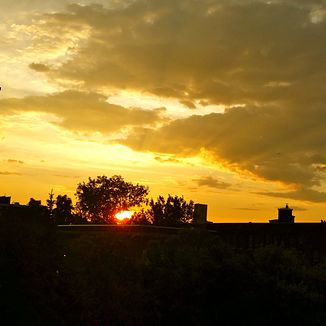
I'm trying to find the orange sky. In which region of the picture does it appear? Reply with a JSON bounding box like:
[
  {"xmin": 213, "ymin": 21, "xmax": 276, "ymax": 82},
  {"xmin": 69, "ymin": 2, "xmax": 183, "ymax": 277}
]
[{"xmin": 1, "ymin": 0, "xmax": 326, "ymax": 222}]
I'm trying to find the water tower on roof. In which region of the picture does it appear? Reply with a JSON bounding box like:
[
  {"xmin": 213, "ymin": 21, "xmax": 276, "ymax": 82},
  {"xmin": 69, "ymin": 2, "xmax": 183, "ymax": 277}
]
[
  {"xmin": 269, "ymin": 203, "xmax": 295, "ymax": 223},
  {"xmin": 193, "ymin": 203, "xmax": 208, "ymax": 224}
]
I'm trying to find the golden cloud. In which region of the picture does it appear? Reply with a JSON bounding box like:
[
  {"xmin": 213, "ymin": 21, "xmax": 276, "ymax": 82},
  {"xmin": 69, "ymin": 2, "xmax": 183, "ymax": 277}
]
[
  {"xmin": 258, "ymin": 189, "xmax": 326, "ymax": 203},
  {"xmin": 7, "ymin": 159, "xmax": 24, "ymax": 164},
  {"xmin": 0, "ymin": 171, "xmax": 21, "ymax": 176},
  {"xmin": 29, "ymin": 63, "xmax": 50, "ymax": 72},
  {"xmin": 0, "ymin": 91, "xmax": 166, "ymax": 134},
  {"xmin": 122, "ymin": 103, "xmax": 326, "ymax": 201},
  {"xmin": 193, "ymin": 176, "xmax": 231, "ymax": 189},
  {"xmin": 27, "ymin": 0, "xmax": 326, "ymax": 108},
  {"xmin": 3, "ymin": 0, "xmax": 326, "ymax": 202}
]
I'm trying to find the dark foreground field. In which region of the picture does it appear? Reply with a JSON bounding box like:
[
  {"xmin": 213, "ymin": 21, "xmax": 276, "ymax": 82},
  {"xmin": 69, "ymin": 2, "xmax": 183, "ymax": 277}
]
[{"xmin": 1, "ymin": 215, "xmax": 326, "ymax": 325}]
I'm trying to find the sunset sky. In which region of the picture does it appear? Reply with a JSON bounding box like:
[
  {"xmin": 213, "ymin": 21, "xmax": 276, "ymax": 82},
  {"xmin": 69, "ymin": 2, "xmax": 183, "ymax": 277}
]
[{"xmin": 1, "ymin": 0, "xmax": 326, "ymax": 222}]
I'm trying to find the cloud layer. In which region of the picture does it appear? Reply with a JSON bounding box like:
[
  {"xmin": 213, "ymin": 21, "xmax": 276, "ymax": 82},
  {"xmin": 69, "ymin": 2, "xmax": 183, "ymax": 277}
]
[
  {"xmin": 122, "ymin": 104, "xmax": 326, "ymax": 201},
  {"xmin": 3, "ymin": 0, "xmax": 326, "ymax": 203},
  {"xmin": 0, "ymin": 91, "xmax": 165, "ymax": 134},
  {"xmin": 193, "ymin": 176, "xmax": 231, "ymax": 190},
  {"xmin": 30, "ymin": 0, "xmax": 326, "ymax": 108}
]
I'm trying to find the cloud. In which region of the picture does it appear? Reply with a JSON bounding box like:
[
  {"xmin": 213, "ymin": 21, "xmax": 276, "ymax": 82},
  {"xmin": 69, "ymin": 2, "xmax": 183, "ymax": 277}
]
[
  {"xmin": 2, "ymin": 0, "xmax": 326, "ymax": 203},
  {"xmin": 27, "ymin": 0, "xmax": 326, "ymax": 108},
  {"xmin": 316, "ymin": 165, "xmax": 326, "ymax": 171},
  {"xmin": 234, "ymin": 207, "xmax": 260, "ymax": 211},
  {"xmin": 7, "ymin": 159, "xmax": 24, "ymax": 164},
  {"xmin": 0, "ymin": 171, "xmax": 21, "ymax": 175},
  {"xmin": 154, "ymin": 156, "xmax": 183, "ymax": 164},
  {"xmin": 258, "ymin": 188, "xmax": 326, "ymax": 203},
  {"xmin": 53, "ymin": 174, "xmax": 80, "ymax": 179},
  {"xmin": 122, "ymin": 102, "xmax": 326, "ymax": 201},
  {"xmin": 29, "ymin": 63, "xmax": 50, "ymax": 72},
  {"xmin": 180, "ymin": 100, "xmax": 196, "ymax": 109},
  {"xmin": 193, "ymin": 176, "xmax": 231, "ymax": 189},
  {"xmin": 291, "ymin": 206, "xmax": 308, "ymax": 212},
  {"xmin": 0, "ymin": 91, "xmax": 165, "ymax": 134}
]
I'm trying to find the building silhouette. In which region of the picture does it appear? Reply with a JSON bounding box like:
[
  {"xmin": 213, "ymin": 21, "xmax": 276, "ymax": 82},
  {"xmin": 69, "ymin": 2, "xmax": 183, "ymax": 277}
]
[
  {"xmin": 193, "ymin": 203, "xmax": 208, "ymax": 224},
  {"xmin": 269, "ymin": 204, "xmax": 295, "ymax": 223},
  {"xmin": 0, "ymin": 196, "xmax": 11, "ymax": 205}
]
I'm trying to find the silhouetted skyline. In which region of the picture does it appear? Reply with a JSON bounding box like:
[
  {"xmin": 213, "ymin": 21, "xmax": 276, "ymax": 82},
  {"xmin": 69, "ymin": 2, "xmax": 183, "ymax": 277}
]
[{"xmin": 1, "ymin": 0, "xmax": 326, "ymax": 222}]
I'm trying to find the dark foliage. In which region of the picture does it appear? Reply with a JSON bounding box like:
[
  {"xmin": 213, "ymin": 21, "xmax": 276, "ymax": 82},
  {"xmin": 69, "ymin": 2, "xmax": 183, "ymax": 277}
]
[
  {"xmin": 130, "ymin": 209, "xmax": 152, "ymax": 225},
  {"xmin": 53, "ymin": 194, "xmax": 74, "ymax": 225},
  {"xmin": 46, "ymin": 189, "xmax": 55, "ymax": 217},
  {"xmin": 150, "ymin": 194, "xmax": 194, "ymax": 226},
  {"xmin": 0, "ymin": 207, "xmax": 60, "ymax": 325}
]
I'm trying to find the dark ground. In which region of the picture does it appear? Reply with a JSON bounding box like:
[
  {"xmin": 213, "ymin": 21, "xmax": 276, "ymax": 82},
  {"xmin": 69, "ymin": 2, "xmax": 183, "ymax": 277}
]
[{"xmin": 1, "ymin": 212, "xmax": 326, "ymax": 325}]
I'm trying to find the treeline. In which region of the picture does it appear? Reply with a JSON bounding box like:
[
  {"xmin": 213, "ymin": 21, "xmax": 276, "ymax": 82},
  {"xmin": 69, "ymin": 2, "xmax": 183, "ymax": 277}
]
[{"xmin": 35, "ymin": 175, "xmax": 195, "ymax": 226}]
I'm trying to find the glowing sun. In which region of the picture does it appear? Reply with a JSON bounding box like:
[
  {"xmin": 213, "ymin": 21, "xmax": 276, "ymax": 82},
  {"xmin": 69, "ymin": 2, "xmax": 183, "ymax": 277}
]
[{"xmin": 115, "ymin": 210, "xmax": 133, "ymax": 222}]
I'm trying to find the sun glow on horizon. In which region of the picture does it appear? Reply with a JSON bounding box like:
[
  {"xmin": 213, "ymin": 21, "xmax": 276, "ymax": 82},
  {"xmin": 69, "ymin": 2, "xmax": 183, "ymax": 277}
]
[{"xmin": 115, "ymin": 210, "xmax": 133, "ymax": 222}]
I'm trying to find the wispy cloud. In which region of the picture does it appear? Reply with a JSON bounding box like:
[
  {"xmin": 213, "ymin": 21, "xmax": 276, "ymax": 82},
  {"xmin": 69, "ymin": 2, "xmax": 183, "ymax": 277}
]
[
  {"xmin": 7, "ymin": 159, "xmax": 24, "ymax": 164},
  {"xmin": 257, "ymin": 189, "xmax": 326, "ymax": 203},
  {"xmin": 193, "ymin": 176, "xmax": 231, "ymax": 189},
  {"xmin": 0, "ymin": 171, "xmax": 21, "ymax": 176},
  {"xmin": 154, "ymin": 156, "xmax": 183, "ymax": 164},
  {"xmin": 234, "ymin": 207, "xmax": 260, "ymax": 211}
]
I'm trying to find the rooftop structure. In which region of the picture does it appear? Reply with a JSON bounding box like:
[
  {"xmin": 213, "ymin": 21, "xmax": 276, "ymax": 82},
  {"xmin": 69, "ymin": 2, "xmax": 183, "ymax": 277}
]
[
  {"xmin": 269, "ymin": 204, "xmax": 295, "ymax": 223},
  {"xmin": 193, "ymin": 203, "xmax": 208, "ymax": 224},
  {"xmin": 0, "ymin": 196, "xmax": 11, "ymax": 205}
]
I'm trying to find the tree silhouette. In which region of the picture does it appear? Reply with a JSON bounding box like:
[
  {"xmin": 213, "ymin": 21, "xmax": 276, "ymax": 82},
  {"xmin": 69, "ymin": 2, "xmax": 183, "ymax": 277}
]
[
  {"xmin": 46, "ymin": 189, "xmax": 55, "ymax": 218},
  {"xmin": 75, "ymin": 175, "xmax": 149, "ymax": 223},
  {"xmin": 150, "ymin": 195, "xmax": 194, "ymax": 226},
  {"xmin": 130, "ymin": 209, "xmax": 151, "ymax": 225},
  {"xmin": 53, "ymin": 194, "xmax": 73, "ymax": 225}
]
